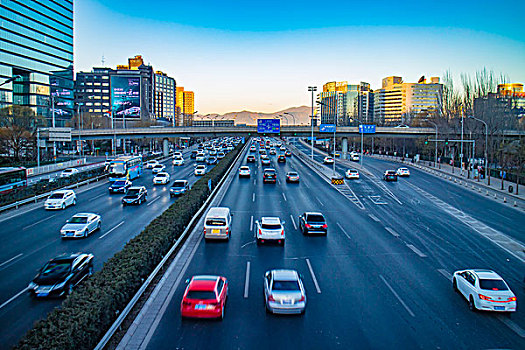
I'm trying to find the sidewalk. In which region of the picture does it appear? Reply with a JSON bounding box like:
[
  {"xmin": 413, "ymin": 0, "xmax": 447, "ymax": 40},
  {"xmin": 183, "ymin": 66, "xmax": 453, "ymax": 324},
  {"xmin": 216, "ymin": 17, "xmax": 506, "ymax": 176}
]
[{"xmin": 372, "ymin": 154, "xmax": 525, "ymax": 210}]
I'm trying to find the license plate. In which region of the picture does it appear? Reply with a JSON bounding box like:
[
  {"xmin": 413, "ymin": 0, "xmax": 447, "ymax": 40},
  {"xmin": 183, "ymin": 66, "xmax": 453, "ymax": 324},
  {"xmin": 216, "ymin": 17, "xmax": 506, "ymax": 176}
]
[
  {"xmin": 494, "ymin": 306, "xmax": 505, "ymax": 311},
  {"xmin": 195, "ymin": 304, "xmax": 206, "ymax": 310},
  {"xmin": 212, "ymin": 229, "xmax": 220, "ymax": 234},
  {"xmin": 282, "ymin": 299, "xmax": 292, "ymax": 305},
  {"xmin": 37, "ymin": 292, "xmax": 49, "ymax": 297}
]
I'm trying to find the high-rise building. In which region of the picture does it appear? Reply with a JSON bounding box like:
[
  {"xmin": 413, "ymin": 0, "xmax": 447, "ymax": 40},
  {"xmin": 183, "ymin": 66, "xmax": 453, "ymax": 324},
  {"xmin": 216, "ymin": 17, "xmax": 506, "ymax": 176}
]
[
  {"xmin": 75, "ymin": 68, "xmax": 111, "ymax": 120},
  {"xmin": 153, "ymin": 71, "xmax": 176, "ymax": 123},
  {"xmin": 474, "ymin": 83, "xmax": 525, "ymax": 127},
  {"xmin": 175, "ymin": 87, "xmax": 195, "ymax": 126},
  {"xmin": 0, "ymin": 0, "xmax": 74, "ymax": 126},
  {"xmin": 373, "ymin": 76, "xmax": 442, "ymax": 125},
  {"xmin": 317, "ymin": 81, "xmax": 373, "ymax": 126}
]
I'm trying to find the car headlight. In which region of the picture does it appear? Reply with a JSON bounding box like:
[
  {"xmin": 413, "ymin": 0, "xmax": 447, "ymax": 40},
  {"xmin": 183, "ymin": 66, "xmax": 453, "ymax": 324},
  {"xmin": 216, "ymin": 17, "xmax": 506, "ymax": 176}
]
[
  {"xmin": 53, "ymin": 281, "xmax": 66, "ymax": 290},
  {"xmin": 28, "ymin": 282, "xmax": 38, "ymax": 289}
]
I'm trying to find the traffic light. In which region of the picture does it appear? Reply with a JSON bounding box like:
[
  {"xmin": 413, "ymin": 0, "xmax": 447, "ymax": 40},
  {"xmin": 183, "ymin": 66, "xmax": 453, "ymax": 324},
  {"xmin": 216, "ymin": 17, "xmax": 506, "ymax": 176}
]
[
  {"xmin": 425, "ymin": 139, "xmax": 428, "ymax": 145},
  {"xmin": 444, "ymin": 139, "xmax": 449, "ymax": 145}
]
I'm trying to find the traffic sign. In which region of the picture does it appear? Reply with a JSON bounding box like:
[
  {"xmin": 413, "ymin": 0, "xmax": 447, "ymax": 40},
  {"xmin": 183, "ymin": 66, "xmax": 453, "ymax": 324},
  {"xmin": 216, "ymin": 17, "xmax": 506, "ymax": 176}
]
[
  {"xmin": 48, "ymin": 127, "xmax": 72, "ymax": 142},
  {"xmin": 257, "ymin": 119, "xmax": 280, "ymax": 134},
  {"xmin": 319, "ymin": 124, "xmax": 336, "ymax": 133},
  {"xmin": 359, "ymin": 124, "xmax": 376, "ymax": 134},
  {"xmin": 307, "ymin": 137, "xmax": 316, "ymax": 141}
]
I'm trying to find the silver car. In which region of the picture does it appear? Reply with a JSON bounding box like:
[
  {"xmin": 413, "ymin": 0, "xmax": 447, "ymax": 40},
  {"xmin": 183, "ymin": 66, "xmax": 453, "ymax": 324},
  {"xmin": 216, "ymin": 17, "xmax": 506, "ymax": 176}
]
[
  {"xmin": 60, "ymin": 213, "xmax": 101, "ymax": 238},
  {"xmin": 264, "ymin": 269, "xmax": 306, "ymax": 314}
]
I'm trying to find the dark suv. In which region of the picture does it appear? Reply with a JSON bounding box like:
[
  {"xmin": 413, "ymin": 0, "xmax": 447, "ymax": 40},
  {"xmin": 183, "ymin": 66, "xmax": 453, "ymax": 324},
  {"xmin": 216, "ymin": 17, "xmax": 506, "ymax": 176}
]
[
  {"xmin": 263, "ymin": 168, "xmax": 277, "ymax": 184},
  {"xmin": 122, "ymin": 186, "xmax": 148, "ymax": 205},
  {"xmin": 299, "ymin": 212, "xmax": 328, "ymax": 235},
  {"xmin": 247, "ymin": 155, "xmax": 256, "ymax": 163},
  {"xmin": 383, "ymin": 170, "xmax": 398, "ymax": 182},
  {"xmin": 277, "ymin": 155, "xmax": 286, "ymax": 163}
]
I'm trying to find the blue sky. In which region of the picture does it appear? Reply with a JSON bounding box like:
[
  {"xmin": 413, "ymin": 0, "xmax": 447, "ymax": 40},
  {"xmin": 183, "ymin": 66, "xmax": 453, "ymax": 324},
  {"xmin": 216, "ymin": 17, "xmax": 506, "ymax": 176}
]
[{"xmin": 75, "ymin": 0, "xmax": 525, "ymax": 114}]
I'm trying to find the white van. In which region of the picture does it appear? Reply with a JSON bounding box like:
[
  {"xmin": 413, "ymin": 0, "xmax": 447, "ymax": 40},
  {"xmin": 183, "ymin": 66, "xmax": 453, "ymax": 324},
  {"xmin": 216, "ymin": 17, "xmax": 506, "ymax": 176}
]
[{"xmin": 204, "ymin": 207, "xmax": 232, "ymax": 241}]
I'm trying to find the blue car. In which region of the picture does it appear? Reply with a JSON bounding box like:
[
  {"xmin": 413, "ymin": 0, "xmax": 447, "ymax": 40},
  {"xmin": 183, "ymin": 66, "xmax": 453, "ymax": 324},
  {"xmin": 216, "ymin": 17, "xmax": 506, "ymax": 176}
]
[
  {"xmin": 109, "ymin": 179, "xmax": 132, "ymax": 194},
  {"xmin": 170, "ymin": 180, "xmax": 190, "ymax": 197}
]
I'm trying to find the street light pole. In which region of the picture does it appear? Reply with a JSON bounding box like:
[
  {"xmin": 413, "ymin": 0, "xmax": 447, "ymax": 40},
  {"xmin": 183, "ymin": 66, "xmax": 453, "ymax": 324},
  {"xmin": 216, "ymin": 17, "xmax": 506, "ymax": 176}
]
[
  {"xmin": 308, "ymin": 86, "xmax": 317, "ymax": 159},
  {"xmin": 460, "ymin": 108, "xmax": 464, "ymax": 176},
  {"xmin": 469, "ymin": 115, "xmax": 490, "ymax": 185},
  {"xmin": 51, "ymin": 92, "xmax": 57, "ymax": 163},
  {"xmin": 284, "ymin": 112, "xmax": 296, "ymax": 125},
  {"xmin": 425, "ymin": 119, "xmax": 438, "ymax": 167}
]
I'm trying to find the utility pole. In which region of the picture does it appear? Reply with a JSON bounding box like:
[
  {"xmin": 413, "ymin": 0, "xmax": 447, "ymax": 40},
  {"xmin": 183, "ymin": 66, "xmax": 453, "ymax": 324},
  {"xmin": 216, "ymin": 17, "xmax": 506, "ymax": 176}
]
[
  {"xmin": 37, "ymin": 128, "xmax": 40, "ymax": 168},
  {"xmin": 460, "ymin": 108, "xmax": 464, "ymax": 176},
  {"xmin": 51, "ymin": 93, "xmax": 56, "ymax": 163},
  {"xmin": 308, "ymin": 86, "xmax": 317, "ymax": 159}
]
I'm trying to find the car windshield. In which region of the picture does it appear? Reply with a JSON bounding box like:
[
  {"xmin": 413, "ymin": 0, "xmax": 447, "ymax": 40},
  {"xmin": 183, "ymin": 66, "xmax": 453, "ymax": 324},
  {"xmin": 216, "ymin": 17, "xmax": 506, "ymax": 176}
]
[
  {"xmin": 307, "ymin": 215, "xmax": 325, "ymax": 223},
  {"xmin": 113, "ymin": 181, "xmax": 126, "ymax": 186},
  {"xmin": 63, "ymin": 169, "xmax": 73, "ymax": 173},
  {"xmin": 262, "ymin": 223, "xmax": 281, "ymax": 230},
  {"xmin": 206, "ymin": 218, "xmax": 226, "ymax": 226},
  {"xmin": 272, "ymin": 280, "xmax": 300, "ymax": 291},
  {"xmin": 173, "ymin": 181, "xmax": 186, "ymax": 187},
  {"xmin": 186, "ymin": 290, "xmax": 216, "ymax": 300},
  {"xmin": 479, "ymin": 279, "xmax": 508, "ymax": 291},
  {"xmin": 41, "ymin": 261, "xmax": 70, "ymax": 276},
  {"xmin": 156, "ymin": 173, "xmax": 167, "ymax": 177},
  {"xmin": 49, "ymin": 193, "xmax": 64, "ymax": 199},
  {"xmin": 288, "ymin": 172, "xmax": 298, "ymax": 176},
  {"xmin": 109, "ymin": 162, "xmax": 126, "ymax": 175},
  {"xmin": 69, "ymin": 216, "xmax": 88, "ymax": 224},
  {"xmin": 153, "ymin": 165, "xmax": 163, "ymax": 168},
  {"xmin": 127, "ymin": 189, "xmax": 140, "ymax": 196}
]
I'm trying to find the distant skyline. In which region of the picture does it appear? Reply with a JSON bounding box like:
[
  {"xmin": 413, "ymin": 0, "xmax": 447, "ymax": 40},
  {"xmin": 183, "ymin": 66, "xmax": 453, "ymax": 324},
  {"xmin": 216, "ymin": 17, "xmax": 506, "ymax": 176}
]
[{"xmin": 75, "ymin": 0, "xmax": 525, "ymax": 115}]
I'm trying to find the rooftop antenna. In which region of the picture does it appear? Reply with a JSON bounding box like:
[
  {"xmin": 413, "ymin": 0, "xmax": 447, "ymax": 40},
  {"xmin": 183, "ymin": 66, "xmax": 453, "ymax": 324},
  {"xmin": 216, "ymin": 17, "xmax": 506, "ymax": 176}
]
[{"xmin": 101, "ymin": 54, "xmax": 105, "ymax": 66}]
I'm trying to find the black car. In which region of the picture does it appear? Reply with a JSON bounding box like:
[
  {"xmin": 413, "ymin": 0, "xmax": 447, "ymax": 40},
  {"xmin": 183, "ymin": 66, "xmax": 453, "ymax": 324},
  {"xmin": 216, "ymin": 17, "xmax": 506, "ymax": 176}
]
[
  {"xmin": 170, "ymin": 180, "xmax": 190, "ymax": 197},
  {"xmin": 108, "ymin": 179, "xmax": 132, "ymax": 194},
  {"xmin": 122, "ymin": 186, "xmax": 148, "ymax": 205},
  {"xmin": 191, "ymin": 150, "xmax": 198, "ymax": 159},
  {"xmin": 29, "ymin": 253, "xmax": 94, "ymax": 298},
  {"xmin": 247, "ymin": 155, "xmax": 256, "ymax": 163},
  {"xmin": 285, "ymin": 150, "xmax": 292, "ymax": 157},
  {"xmin": 299, "ymin": 212, "xmax": 328, "ymax": 235},
  {"xmin": 277, "ymin": 155, "xmax": 286, "ymax": 163},
  {"xmin": 383, "ymin": 170, "xmax": 398, "ymax": 182},
  {"xmin": 263, "ymin": 168, "xmax": 277, "ymax": 184}
]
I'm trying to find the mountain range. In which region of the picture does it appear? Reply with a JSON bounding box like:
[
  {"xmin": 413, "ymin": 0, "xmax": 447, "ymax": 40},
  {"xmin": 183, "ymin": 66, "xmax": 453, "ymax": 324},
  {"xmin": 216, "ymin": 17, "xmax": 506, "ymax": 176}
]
[{"xmin": 195, "ymin": 106, "xmax": 312, "ymax": 126}]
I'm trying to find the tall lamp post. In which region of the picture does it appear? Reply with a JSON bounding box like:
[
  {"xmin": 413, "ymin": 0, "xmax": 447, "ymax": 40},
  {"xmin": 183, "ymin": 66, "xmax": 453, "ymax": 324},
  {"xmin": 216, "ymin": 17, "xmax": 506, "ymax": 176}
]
[
  {"xmin": 468, "ymin": 115, "xmax": 490, "ymax": 185},
  {"xmin": 77, "ymin": 103, "xmax": 84, "ymax": 157},
  {"xmin": 0, "ymin": 75, "xmax": 22, "ymax": 87},
  {"xmin": 283, "ymin": 112, "xmax": 296, "ymax": 125},
  {"xmin": 308, "ymin": 86, "xmax": 317, "ymax": 159},
  {"xmin": 317, "ymin": 100, "xmax": 337, "ymax": 175},
  {"xmin": 424, "ymin": 119, "xmax": 438, "ymax": 167}
]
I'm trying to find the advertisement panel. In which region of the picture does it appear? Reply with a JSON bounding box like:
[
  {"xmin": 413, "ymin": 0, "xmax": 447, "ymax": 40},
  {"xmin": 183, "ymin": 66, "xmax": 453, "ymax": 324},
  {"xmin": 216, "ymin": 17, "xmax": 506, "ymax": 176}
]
[
  {"xmin": 257, "ymin": 119, "xmax": 280, "ymax": 133},
  {"xmin": 319, "ymin": 124, "xmax": 336, "ymax": 133},
  {"xmin": 111, "ymin": 76, "xmax": 141, "ymax": 119}
]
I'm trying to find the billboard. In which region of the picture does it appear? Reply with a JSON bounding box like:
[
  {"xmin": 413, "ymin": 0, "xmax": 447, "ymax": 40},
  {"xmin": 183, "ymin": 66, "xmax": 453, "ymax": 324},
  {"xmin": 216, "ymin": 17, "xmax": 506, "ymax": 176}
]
[
  {"xmin": 257, "ymin": 119, "xmax": 280, "ymax": 133},
  {"xmin": 111, "ymin": 76, "xmax": 141, "ymax": 119}
]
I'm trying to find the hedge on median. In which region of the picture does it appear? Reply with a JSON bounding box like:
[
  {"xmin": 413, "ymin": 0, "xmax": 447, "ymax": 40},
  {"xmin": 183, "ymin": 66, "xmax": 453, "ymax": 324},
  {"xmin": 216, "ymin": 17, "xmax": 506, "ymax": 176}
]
[{"xmin": 14, "ymin": 142, "xmax": 244, "ymax": 350}]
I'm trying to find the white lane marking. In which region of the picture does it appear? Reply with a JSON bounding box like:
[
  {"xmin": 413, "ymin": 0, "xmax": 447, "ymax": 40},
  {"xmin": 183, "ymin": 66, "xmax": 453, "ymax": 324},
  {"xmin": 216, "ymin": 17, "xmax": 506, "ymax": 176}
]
[
  {"xmin": 241, "ymin": 241, "xmax": 255, "ymax": 249},
  {"xmin": 379, "ymin": 275, "xmax": 415, "ymax": 317},
  {"xmin": 250, "ymin": 215, "xmax": 253, "ymax": 231},
  {"xmin": 0, "ymin": 253, "xmax": 23, "ymax": 269},
  {"xmin": 0, "ymin": 287, "xmax": 29, "ymax": 310},
  {"xmin": 244, "ymin": 261, "xmax": 251, "ymax": 298},
  {"xmin": 146, "ymin": 196, "xmax": 161, "ymax": 206},
  {"xmin": 316, "ymin": 197, "xmax": 324, "ymax": 206},
  {"xmin": 368, "ymin": 214, "xmax": 380, "ymax": 222},
  {"xmin": 90, "ymin": 193, "xmax": 106, "ymax": 201},
  {"xmin": 497, "ymin": 315, "xmax": 525, "ymax": 338},
  {"xmin": 290, "ymin": 215, "xmax": 297, "ymax": 230},
  {"xmin": 282, "ymin": 193, "xmax": 287, "ymax": 201},
  {"xmin": 336, "ymin": 223, "xmax": 352, "ymax": 240},
  {"xmin": 303, "ymin": 181, "xmax": 310, "ymax": 189},
  {"xmin": 99, "ymin": 221, "xmax": 125, "ymax": 239},
  {"xmin": 252, "ymin": 193, "xmax": 255, "ymax": 202},
  {"xmin": 406, "ymin": 244, "xmax": 427, "ymax": 258},
  {"xmin": 385, "ymin": 227, "xmax": 400, "ymax": 238},
  {"xmin": 277, "ymin": 179, "xmax": 281, "ymax": 184},
  {"xmin": 23, "ymin": 214, "xmax": 57, "ymax": 230},
  {"xmin": 253, "ymin": 179, "xmax": 256, "ymax": 186},
  {"xmin": 305, "ymin": 258, "xmax": 321, "ymax": 294},
  {"xmin": 437, "ymin": 269, "xmax": 452, "ymax": 281}
]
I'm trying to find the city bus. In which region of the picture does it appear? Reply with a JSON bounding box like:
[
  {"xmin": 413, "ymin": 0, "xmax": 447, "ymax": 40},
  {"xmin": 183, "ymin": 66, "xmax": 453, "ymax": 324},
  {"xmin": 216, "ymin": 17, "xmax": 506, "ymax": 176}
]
[
  {"xmin": 0, "ymin": 167, "xmax": 28, "ymax": 194},
  {"xmin": 108, "ymin": 156, "xmax": 143, "ymax": 182}
]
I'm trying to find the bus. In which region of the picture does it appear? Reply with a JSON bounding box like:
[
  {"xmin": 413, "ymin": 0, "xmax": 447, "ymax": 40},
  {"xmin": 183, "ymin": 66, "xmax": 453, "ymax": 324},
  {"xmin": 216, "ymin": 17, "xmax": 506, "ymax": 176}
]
[
  {"xmin": 0, "ymin": 167, "xmax": 27, "ymax": 194},
  {"xmin": 108, "ymin": 156, "xmax": 143, "ymax": 182}
]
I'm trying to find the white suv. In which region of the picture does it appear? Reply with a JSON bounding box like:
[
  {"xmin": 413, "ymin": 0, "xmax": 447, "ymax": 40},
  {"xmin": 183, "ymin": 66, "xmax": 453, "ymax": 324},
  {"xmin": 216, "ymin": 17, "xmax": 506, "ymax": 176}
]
[{"xmin": 255, "ymin": 217, "xmax": 285, "ymax": 245}]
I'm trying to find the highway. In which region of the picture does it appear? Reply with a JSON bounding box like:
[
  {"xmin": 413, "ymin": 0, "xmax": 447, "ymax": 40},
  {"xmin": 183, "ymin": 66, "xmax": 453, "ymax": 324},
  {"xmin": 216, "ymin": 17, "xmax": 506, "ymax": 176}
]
[
  {"xmin": 139, "ymin": 139, "xmax": 525, "ymax": 349},
  {"xmin": 0, "ymin": 145, "xmax": 215, "ymax": 349}
]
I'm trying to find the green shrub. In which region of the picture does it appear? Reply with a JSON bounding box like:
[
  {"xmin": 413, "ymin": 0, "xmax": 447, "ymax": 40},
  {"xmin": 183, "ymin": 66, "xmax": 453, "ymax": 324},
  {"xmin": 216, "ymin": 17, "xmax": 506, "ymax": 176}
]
[{"xmin": 14, "ymin": 142, "xmax": 244, "ymax": 350}]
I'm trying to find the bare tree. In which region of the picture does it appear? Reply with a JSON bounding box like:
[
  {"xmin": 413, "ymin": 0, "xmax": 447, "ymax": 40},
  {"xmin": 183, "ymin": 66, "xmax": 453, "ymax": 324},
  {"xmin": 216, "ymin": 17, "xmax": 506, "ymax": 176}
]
[{"xmin": 0, "ymin": 105, "xmax": 46, "ymax": 160}]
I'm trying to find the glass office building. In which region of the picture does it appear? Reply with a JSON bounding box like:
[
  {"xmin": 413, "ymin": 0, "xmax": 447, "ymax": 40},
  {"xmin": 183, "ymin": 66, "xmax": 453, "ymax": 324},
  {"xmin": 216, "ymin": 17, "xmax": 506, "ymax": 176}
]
[{"xmin": 0, "ymin": 0, "xmax": 74, "ymax": 126}]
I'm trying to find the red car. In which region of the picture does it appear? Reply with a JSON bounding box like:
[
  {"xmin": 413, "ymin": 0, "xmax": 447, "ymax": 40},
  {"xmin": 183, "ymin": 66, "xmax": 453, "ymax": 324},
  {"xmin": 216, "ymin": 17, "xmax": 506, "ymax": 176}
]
[{"xmin": 181, "ymin": 275, "xmax": 228, "ymax": 319}]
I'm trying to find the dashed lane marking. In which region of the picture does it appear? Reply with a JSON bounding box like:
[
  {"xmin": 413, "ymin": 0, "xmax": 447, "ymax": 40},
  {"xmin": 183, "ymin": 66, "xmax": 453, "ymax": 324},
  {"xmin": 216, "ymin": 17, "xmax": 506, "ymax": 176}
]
[
  {"xmin": 244, "ymin": 261, "xmax": 251, "ymax": 298},
  {"xmin": 0, "ymin": 253, "xmax": 23, "ymax": 270},
  {"xmin": 336, "ymin": 222, "xmax": 352, "ymax": 240},
  {"xmin": 406, "ymin": 244, "xmax": 427, "ymax": 258},
  {"xmin": 146, "ymin": 196, "xmax": 161, "ymax": 206},
  {"xmin": 0, "ymin": 287, "xmax": 29, "ymax": 310},
  {"xmin": 99, "ymin": 221, "xmax": 125, "ymax": 239},
  {"xmin": 368, "ymin": 214, "xmax": 381, "ymax": 222},
  {"xmin": 385, "ymin": 227, "xmax": 400, "ymax": 238},
  {"xmin": 379, "ymin": 275, "xmax": 415, "ymax": 317},
  {"xmin": 252, "ymin": 193, "xmax": 256, "ymax": 202},
  {"xmin": 282, "ymin": 193, "xmax": 287, "ymax": 201},
  {"xmin": 290, "ymin": 215, "xmax": 297, "ymax": 230},
  {"xmin": 437, "ymin": 269, "xmax": 452, "ymax": 281},
  {"xmin": 305, "ymin": 258, "xmax": 322, "ymax": 294}
]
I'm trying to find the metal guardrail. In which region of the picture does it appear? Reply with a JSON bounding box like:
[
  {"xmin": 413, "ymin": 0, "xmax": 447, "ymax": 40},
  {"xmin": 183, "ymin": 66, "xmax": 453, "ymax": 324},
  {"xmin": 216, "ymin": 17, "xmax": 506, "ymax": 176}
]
[
  {"xmin": 26, "ymin": 158, "xmax": 87, "ymax": 176},
  {"xmin": 94, "ymin": 142, "xmax": 249, "ymax": 350}
]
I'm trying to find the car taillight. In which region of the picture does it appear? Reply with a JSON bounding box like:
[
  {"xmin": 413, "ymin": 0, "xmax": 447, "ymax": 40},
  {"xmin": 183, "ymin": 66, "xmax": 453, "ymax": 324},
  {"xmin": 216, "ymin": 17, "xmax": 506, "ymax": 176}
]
[
  {"xmin": 259, "ymin": 229, "xmax": 262, "ymax": 235},
  {"xmin": 203, "ymin": 228, "xmax": 206, "ymax": 235},
  {"xmin": 305, "ymin": 224, "xmax": 312, "ymax": 229},
  {"xmin": 508, "ymin": 296, "xmax": 517, "ymax": 302},
  {"xmin": 298, "ymin": 296, "xmax": 305, "ymax": 302},
  {"xmin": 322, "ymin": 224, "xmax": 328, "ymax": 229},
  {"xmin": 268, "ymin": 295, "xmax": 275, "ymax": 302},
  {"xmin": 281, "ymin": 229, "xmax": 284, "ymax": 236},
  {"xmin": 226, "ymin": 227, "xmax": 229, "ymax": 235},
  {"xmin": 479, "ymin": 294, "xmax": 492, "ymax": 301}
]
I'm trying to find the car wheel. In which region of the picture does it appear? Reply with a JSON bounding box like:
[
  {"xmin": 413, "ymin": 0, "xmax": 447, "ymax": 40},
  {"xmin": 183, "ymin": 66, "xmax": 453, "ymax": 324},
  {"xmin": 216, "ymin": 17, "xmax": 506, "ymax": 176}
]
[
  {"xmin": 61, "ymin": 203, "xmax": 65, "ymax": 210},
  {"xmin": 219, "ymin": 306, "xmax": 225, "ymax": 320},
  {"xmin": 453, "ymin": 278, "xmax": 458, "ymax": 292},
  {"xmin": 88, "ymin": 265, "xmax": 94, "ymax": 276},
  {"xmin": 256, "ymin": 239, "xmax": 261, "ymax": 245},
  {"xmin": 72, "ymin": 199, "xmax": 76, "ymax": 206},
  {"xmin": 97, "ymin": 222, "xmax": 101, "ymax": 231},
  {"xmin": 84, "ymin": 229, "xmax": 88, "ymax": 238},
  {"xmin": 469, "ymin": 296, "xmax": 477, "ymax": 312},
  {"xmin": 67, "ymin": 283, "xmax": 74, "ymax": 296}
]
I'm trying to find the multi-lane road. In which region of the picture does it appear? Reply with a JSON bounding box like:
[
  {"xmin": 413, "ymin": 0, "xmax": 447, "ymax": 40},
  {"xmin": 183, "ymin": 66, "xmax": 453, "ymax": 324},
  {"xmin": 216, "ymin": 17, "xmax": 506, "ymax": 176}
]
[
  {"xmin": 138, "ymin": 139, "xmax": 524, "ymax": 349},
  {"xmin": 0, "ymin": 146, "xmax": 213, "ymax": 349}
]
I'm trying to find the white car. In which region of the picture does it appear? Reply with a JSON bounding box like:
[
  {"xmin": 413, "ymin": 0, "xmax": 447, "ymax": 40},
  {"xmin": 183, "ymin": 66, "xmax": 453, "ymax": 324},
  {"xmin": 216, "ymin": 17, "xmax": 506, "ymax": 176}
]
[
  {"xmin": 153, "ymin": 172, "xmax": 170, "ymax": 185},
  {"xmin": 152, "ymin": 164, "xmax": 166, "ymax": 173},
  {"xmin": 60, "ymin": 168, "xmax": 79, "ymax": 178},
  {"xmin": 60, "ymin": 213, "xmax": 101, "ymax": 239},
  {"xmin": 145, "ymin": 160, "xmax": 159, "ymax": 169},
  {"xmin": 239, "ymin": 166, "xmax": 251, "ymax": 178},
  {"xmin": 453, "ymin": 269, "xmax": 516, "ymax": 313},
  {"xmin": 255, "ymin": 217, "xmax": 285, "ymax": 245},
  {"xmin": 323, "ymin": 156, "xmax": 334, "ymax": 164},
  {"xmin": 194, "ymin": 164, "xmax": 207, "ymax": 176},
  {"xmin": 44, "ymin": 190, "xmax": 76, "ymax": 210},
  {"xmin": 345, "ymin": 169, "xmax": 360, "ymax": 179},
  {"xmin": 172, "ymin": 157, "xmax": 184, "ymax": 166},
  {"xmin": 396, "ymin": 167, "xmax": 410, "ymax": 177},
  {"xmin": 350, "ymin": 152, "xmax": 360, "ymax": 162},
  {"xmin": 196, "ymin": 153, "xmax": 206, "ymax": 162},
  {"xmin": 173, "ymin": 152, "xmax": 182, "ymax": 158},
  {"xmin": 249, "ymin": 146, "xmax": 256, "ymax": 152}
]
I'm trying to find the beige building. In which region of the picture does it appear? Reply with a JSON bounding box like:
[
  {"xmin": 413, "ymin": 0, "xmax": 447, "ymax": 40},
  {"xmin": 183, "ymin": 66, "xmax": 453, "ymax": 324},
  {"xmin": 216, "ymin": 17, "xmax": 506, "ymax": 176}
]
[
  {"xmin": 175, "ymin": 86, "xmax": 195, "ymax": 126},
  {"xmin": 374, "ymin": 76, "xmax": 442, "ymax": 125}
]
